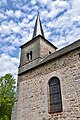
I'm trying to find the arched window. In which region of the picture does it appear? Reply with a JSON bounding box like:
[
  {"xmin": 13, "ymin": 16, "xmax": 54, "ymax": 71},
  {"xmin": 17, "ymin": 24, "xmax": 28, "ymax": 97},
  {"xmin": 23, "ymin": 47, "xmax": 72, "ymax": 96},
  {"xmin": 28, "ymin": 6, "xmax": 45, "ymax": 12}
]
[
  {"xmin": 48, "ymin": 77, "xmax": 62, "ymax": 113},
  {"xmin": 27, "ymin": 51, "xmax": 32, "ymax": 61}
]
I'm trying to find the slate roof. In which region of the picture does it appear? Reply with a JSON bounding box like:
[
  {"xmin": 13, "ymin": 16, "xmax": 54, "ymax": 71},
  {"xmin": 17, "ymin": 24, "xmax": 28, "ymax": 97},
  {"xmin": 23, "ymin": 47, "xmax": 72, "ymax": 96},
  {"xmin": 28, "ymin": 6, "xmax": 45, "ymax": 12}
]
[{"xmin": 32, "ymin": 12, "xmax": 45, "ymax": 38}]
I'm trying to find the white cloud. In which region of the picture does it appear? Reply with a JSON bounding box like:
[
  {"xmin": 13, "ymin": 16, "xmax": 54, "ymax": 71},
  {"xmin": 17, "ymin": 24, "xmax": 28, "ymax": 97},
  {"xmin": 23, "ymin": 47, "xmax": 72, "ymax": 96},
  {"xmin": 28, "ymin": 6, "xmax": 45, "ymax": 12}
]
[
  {"xmin": 0, "ymin": 20, "xmax": 17, "ymax": 34},
  {"xmin": 1, "ymin": 45, "xmax": 16, "ymax": 54},
  {"xmin": 0, "ymin": 12, "xmax": 7, "ymax": 19},
  {"xmin": 14, "ymin": 10, "xmax": 22, "ymax": 18},
  {"xmin": 0, "ymin": 22, "xmax": 12, "ymax": 34},
  {"xmin": 40, "ymin": 10, "xmax": 48, "ymax": 17},
  {"xmin": 0, "ymin": 0, "xmax": 80, "ymax": 79},
  {"xmin": 47, "ymin": 10, "xmax": 59, "ymax": 18},
  {"xmin": 19, "ymin": 18, "xmax": 29, "ymax": 27},
  {"xmin": 36, "ymin": 0, "xmax": 48, "ymax": 4},
  {"xmin": 55, "ymin": 0, "xmax": 68, "ymax": 8},
  {"xmin": 72, "ymin": 0, "xmax": 80, "ymax": 11},
  {"xmin": 5, "ymin": 10, "xmax": 23, "ymax": 18},
  {"xmin": 53, "ymin": 38, "xmax": 68, "ymax": 49},
  {"xmin": 31, "ymin": 0, "xmax": 36, "ymax": 5},
  {"xmin": 28, "ymin": 14, "xmax": 34, "ymax": 20},
  {"xmin": 0, "ymin": 54, "xmax": 19, "ymax": 79},
  {"xmin": 6, "ymin": 10, "xmax": 14, "ymax": 17},
  {"xmin": 12, "ymin": 25, "xmax": 21, "ymax": 32},
  {"xmin": 73, "ymin": 16, "xmax": 80, "ymax": 21},
  {"xmin": 0, "ymin": 0, "xmax": 7, "ymax": 6},
  {"xmin": 44, "ymin": 31, "xmax": 51, "ymax": 38},
  {"xmin": 0, "ymin": 15, "xmax": 34, "ymax": 46},
  {"xmin": 47, "ymin": 0, "xmax": 69, "ymax": 10},
  {"xmin": 4, "ymin": 35, "xmax": 21, "ymax": 46},
  {"xmin": 39, "ymin": 0, "xmax": 80, "ymax": 48}
]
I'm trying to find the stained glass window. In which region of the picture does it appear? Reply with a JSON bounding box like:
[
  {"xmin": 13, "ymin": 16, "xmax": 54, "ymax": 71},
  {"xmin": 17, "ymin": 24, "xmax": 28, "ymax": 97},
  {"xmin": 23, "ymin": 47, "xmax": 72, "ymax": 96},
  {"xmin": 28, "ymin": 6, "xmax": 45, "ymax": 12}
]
[{"xmin": 48, "ymin": 77, "xmax": 62, "ymax": 113}]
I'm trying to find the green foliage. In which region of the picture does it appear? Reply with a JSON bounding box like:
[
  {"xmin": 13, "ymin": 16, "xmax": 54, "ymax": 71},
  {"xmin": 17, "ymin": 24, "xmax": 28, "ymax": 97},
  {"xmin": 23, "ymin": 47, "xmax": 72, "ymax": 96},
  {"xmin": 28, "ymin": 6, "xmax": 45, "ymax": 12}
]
[{"xmin": 0, "ymin": 74, "xmax": 16, "ymax": 120}]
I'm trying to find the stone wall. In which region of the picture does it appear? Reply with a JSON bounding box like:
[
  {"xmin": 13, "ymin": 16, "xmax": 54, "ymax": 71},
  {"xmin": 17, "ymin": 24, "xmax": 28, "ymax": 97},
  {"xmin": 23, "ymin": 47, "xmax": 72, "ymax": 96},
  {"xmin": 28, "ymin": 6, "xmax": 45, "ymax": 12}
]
[
  {"xmin": 40, "ymin": 38, "xmax": 56, "ymax": 58},
  {"xmin": 20, "ymin": 37, "xmax": 40, "ymax": 66},
  {"xmin": 19, "ymin": 36, "xmax": 56, "ymax": 74},
  {"xmin": 15, "ymin": 48, "xmax": 80, "ymax": 120}
]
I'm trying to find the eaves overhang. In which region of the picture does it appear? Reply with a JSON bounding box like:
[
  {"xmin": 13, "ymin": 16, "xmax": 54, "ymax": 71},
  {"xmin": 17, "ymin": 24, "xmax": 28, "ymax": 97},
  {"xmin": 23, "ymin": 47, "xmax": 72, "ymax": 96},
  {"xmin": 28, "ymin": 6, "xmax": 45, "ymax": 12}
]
[{"xmin": 20, "ymin": 35, "xmax": 57, "ymax": 49}]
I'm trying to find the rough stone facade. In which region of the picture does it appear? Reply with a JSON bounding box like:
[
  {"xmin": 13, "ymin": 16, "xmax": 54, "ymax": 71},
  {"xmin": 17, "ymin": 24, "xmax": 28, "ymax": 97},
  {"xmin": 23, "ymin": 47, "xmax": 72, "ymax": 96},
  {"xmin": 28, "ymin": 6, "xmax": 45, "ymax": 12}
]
[{"xmin": 12, "ymin": 37, "xmax": 80, "ymax": 120}]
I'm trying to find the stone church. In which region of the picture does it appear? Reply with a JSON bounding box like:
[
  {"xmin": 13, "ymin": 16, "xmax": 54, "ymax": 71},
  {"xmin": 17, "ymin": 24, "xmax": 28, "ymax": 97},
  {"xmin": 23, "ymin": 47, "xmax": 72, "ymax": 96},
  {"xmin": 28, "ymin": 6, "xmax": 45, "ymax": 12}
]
[{"xmin": 12, "ymin": 14, "xmax": 80, "ymax": 120}]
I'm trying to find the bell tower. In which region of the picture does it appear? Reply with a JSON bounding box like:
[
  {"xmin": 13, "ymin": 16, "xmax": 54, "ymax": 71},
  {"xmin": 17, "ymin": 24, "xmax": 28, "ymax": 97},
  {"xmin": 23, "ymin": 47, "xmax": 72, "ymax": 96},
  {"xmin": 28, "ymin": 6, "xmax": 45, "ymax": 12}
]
[{"xmin": 18, "ymin": 13, "xmax": 57, "ymax": 74}]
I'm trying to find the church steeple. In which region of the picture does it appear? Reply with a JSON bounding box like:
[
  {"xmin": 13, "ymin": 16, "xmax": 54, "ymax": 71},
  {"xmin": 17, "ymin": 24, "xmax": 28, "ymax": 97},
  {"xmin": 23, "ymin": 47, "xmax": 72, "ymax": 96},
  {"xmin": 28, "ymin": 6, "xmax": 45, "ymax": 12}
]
[{"xmin": 32, "ymin": 12, "xmax": 45, "ymax": 38}]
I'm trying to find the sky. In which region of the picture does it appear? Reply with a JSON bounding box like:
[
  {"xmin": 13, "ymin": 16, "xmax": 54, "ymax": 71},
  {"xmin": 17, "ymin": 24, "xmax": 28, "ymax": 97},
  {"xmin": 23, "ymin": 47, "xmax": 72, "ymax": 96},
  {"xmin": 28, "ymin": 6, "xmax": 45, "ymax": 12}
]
[{"xmin": 0, "ymin": 0, "xmax": 80, "ymax": 80}]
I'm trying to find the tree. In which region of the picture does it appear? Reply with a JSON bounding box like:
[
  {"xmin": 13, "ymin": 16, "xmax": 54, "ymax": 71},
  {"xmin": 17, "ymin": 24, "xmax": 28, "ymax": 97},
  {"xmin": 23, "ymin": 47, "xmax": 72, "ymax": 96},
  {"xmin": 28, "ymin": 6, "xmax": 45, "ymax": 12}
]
[{"xmin": 0, "ymin": 73, "xmax": 16, "ymax": 120}]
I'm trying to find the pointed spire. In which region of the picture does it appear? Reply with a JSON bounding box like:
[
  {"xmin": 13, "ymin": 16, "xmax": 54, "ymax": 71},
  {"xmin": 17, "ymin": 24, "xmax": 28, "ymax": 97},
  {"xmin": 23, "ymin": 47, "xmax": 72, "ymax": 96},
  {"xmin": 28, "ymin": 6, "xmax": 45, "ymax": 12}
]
[{"xmin": 32, "ymin": 12, "xmax": 45, "ymax": 38}]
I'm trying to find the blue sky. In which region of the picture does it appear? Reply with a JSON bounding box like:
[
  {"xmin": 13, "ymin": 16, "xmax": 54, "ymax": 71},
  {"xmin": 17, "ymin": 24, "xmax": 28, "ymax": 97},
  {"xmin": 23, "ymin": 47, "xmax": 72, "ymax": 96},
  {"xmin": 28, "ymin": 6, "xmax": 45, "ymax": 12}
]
[{"xmin": 0, "ymin": 0, "xmax": 80, "ymax": 80}]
